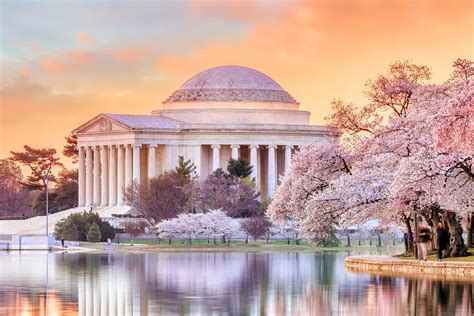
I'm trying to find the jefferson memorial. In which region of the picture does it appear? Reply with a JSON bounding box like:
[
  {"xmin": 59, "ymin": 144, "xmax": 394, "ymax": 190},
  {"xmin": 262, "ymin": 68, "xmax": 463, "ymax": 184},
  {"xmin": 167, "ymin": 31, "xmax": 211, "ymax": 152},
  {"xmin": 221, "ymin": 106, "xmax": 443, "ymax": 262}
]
[{"xmin": 73, "ymin": 65, "xmax": 337, "ymax": 208}]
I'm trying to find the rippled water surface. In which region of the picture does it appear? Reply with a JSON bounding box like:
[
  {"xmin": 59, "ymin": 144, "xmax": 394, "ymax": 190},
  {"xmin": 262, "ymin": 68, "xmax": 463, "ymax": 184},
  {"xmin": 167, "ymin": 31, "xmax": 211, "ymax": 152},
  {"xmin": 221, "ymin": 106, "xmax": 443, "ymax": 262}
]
[{"xmin": 0, "ymin": 251, "xmax": 472, "ymax": 315}]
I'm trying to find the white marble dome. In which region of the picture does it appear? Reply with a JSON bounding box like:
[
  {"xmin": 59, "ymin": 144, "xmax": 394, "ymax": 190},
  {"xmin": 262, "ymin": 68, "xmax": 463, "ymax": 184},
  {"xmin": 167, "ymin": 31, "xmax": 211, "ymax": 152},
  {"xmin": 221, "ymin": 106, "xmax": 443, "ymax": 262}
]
[{"xmin": 163, "ymin": 65, "xmax": 298, "ymax": 104}]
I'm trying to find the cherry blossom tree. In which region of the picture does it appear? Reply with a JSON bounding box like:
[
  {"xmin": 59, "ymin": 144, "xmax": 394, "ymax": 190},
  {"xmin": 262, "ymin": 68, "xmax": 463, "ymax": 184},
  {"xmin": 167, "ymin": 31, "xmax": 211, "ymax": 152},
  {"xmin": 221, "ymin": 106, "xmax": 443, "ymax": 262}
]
[
  {"xmin": 269, "ymin": 59, "xmax": 473, "ymax": 256},
  {"xmin": 154, "ymin": 209, "xmax": 238, "ymax": 245}
]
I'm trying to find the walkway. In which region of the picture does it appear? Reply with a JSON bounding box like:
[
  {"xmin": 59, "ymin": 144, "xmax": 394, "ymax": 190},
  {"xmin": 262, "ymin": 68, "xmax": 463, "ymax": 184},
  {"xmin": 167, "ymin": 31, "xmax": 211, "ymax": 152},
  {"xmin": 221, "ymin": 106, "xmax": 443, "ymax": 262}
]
[{"xmin": 345, "ymin": 255, "xmax": 474, "ymax": 280}]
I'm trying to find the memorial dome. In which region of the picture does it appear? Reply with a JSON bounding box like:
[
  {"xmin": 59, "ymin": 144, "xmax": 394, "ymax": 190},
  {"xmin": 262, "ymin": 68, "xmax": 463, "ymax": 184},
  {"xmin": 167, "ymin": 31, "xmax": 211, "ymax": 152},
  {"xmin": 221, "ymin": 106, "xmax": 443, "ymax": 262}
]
[{"xmin": 163, "ymin": 65, "xmax": 298, "ymax": 104}]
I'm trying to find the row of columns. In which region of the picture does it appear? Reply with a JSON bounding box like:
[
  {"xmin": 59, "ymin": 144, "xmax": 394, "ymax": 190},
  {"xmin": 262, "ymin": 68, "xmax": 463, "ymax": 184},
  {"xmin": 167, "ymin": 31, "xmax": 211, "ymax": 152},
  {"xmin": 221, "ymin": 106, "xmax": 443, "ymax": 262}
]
[
  {"xmin": 78, "ymin": 144, "xmax": 143, "ymax": 208},
  {"xmin": 211, "ymin": 144, "xmax": 294, "ymax": 197},
  {"xmin": 78, "ymin": 143, "xmax": 296, "ymax": 208}
]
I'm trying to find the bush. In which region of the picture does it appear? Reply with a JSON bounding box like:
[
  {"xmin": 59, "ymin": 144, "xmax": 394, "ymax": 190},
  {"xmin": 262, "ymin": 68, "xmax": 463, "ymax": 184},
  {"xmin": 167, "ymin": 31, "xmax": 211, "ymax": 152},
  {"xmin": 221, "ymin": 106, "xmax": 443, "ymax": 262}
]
[
  {"xmin": 87, "ymin": 222, "xmax": 102, "ymax": 243},
  {"xmin": 54, "ymin": 211, "xmax": 115, "ymax": 242}
]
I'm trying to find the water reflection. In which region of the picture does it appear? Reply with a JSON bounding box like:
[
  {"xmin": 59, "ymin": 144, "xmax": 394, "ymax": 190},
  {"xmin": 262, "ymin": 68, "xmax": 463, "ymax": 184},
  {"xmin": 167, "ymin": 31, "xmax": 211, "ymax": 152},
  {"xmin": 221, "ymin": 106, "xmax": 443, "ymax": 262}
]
[{"xmin": 0, "ymin": 252, "xmax": 471, "ymax": 315}]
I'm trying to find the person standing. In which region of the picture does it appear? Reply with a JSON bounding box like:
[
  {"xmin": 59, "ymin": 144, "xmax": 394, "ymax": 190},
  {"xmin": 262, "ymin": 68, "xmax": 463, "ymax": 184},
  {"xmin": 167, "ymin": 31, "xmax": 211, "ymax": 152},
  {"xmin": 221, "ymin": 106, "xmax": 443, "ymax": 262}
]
[
  {"xmin": 417, "ymin": 224, "xmax": 431, "ymax": 261},
  {"xmin": 436, "ymin": 222, "xmax": 448, "ymax": 261}
]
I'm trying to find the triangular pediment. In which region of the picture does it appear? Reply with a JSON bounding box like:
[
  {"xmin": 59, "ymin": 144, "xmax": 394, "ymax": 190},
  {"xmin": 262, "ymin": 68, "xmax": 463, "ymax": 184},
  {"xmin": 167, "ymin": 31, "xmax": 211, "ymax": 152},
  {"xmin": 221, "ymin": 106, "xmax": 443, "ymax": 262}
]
[{"xmin": 73, "ymin": 114, "xmax": 130, "ymax": 135}]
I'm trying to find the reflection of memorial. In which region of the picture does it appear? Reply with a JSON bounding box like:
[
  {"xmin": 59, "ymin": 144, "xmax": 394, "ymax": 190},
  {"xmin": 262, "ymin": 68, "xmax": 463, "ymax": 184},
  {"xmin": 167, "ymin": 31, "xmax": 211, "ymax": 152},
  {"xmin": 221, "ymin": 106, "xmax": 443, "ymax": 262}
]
[{"xmin": 0, "ymin": 252, "xmax": 472, "ymax": 315}]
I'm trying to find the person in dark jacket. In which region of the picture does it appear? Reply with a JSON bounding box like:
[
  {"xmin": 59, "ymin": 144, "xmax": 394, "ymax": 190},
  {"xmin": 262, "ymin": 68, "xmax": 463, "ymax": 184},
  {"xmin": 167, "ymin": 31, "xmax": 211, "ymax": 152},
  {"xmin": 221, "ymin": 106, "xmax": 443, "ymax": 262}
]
[
  {"xmin": 436, "ymin": 222, "xmax": 448, "ymax": 261},
  {"xmin": 417, "ymin": 224, "xmax": 431, "ymax": 261}
]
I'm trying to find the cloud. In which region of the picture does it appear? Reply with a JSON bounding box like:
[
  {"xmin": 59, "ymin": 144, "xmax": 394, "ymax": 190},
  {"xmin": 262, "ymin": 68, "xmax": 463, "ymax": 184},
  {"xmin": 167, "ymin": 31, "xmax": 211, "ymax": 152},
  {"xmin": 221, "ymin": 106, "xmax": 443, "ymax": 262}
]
[
  {"xmin": 40, "ymin": 59, "xmax": 67, "ymax": 73},
  {"xmin": 76, "ymin": 32, "xmax": 95, "ymax": 45},
  {"xmin": 157, "ymin": 0, "xmax": 474, "ymax": 122},
  {"xmin": 109, "ymin": 43, "xmax": 153, "ymax": 63},
  {"xmin": 1, "ymin": 0, "xmax": 472, "ymax": 163},
  {"xmin": 19, "ymin": 67, "xmax": 29, "ymax": 77}
]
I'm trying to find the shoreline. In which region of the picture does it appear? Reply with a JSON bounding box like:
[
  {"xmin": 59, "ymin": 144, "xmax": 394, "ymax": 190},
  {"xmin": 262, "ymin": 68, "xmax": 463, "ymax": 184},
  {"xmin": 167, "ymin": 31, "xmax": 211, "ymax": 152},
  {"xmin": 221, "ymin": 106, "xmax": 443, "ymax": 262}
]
[
  {"xmin": 76, "ymin": 242, "xmax": 354, "ymax": 253},
  {"xmin": 345, "ymin": 255, "xmax": 474, "ymax": 280}
]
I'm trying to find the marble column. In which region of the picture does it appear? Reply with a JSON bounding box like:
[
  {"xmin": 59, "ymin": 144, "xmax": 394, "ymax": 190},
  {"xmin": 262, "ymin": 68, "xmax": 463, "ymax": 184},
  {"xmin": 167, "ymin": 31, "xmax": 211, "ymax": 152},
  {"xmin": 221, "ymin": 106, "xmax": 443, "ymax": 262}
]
[
  {"xmin": 78, "ymin": 146, "xmax": 85, "ymax": 207},
  {"xmin": 148, "ymin": 144, "xmax": 157, "ymax": 179},
  {"xmin": 85, "ymin": 146, "xmax": 93, "ymax": 207},
  {"xmin": 211, "ymin": 144, "xmax": 220, "ymax": 171},
  {"xmin": 133, "ymin": 144, "xmax": 141, "ymax": 184},
  {"xmin": 117, "ymin": 145, "xmax": 125, "ymax": 206},
  {"xmin": 109, "ymin": 145, "xmax": 117, "ymax": 206},
  {"xmin": 231, "ymin": 144, "xmax": 240, "ymax": 160},
  {"xmin": 193, "ymin": 145, "xmax": 202, "ymax": 178},
  {"xmin": 250, "ymin": 145, "xmax": 259, "ymax": 188},
  {"xmin": 285, "ymin": 145, "xmax": 293, "ymax": 172},
  {"xmin": 100, "ymin": 145, "xmax": 109, "ymax": 207},
  {"xmin": 267, "ymin": 145, "xmax": 277, "ymax": 197},
  {"xmin": 93, "ymin": 146, "xmax": 101, "ymax": 207},
  {"xmin": 125, "ymin": 144, "xmax": 133, "ymax": 190}
]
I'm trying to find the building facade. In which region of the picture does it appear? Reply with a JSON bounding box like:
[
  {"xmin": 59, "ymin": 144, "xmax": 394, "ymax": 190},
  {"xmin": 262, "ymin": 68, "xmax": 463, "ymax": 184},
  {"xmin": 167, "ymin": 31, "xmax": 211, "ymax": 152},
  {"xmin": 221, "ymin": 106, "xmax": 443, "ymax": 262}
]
[{"xmin": 73, "ymin": 65, "xmax": 337, "ymax": 208}]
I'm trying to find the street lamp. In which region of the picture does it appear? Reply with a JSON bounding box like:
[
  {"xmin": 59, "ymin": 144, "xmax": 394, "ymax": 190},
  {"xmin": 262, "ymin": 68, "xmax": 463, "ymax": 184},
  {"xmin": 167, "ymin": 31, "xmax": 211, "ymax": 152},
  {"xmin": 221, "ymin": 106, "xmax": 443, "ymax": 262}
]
[{"xmin": 44, "ymin": 165, "xmax": 52, "ymax": 237}]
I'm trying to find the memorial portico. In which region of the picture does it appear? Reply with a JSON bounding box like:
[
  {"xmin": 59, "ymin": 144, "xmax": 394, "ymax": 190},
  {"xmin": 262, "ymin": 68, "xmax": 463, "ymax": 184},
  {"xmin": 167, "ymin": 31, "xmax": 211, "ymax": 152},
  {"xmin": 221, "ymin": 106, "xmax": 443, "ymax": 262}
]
[{"xmin": 73, "ymin": 65, "xmax": 337, "ymax": 209}]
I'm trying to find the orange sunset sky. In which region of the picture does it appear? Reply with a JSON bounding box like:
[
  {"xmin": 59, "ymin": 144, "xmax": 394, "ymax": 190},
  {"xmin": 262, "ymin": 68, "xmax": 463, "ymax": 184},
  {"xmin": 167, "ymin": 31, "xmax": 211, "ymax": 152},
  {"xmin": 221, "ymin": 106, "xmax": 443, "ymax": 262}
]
[{"xmin": 1, "ymin": 0, "xmax": 473, "ymax": 170}]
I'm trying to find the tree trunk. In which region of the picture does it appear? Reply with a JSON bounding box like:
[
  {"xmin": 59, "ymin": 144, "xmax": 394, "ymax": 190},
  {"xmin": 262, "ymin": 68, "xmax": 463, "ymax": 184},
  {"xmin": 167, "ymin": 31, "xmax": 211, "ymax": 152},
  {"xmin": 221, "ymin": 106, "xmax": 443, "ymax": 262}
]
[
  {"xmin": 445, "ymin": 211, "xmax": 468, "ymax": 257},
  {"xmin": 168, "ymin": 238, "xmax": 171, "ymax": 244},
  {"xmin": 377, "ymin": 232, "xmax": 382, "ymax": 247},
  {"xmin": 467, "ymin": 212, "xmax": 473, "ymax": 248},
  {"xmin": 346, "ymin": 233, "xmax": 351, "ymax": 247},
  {"xmin": 414, "ymin": 211, "xmax": 419, "ymax": 258},
  {"xmin": 358, "ymin": 237, "xmax": 362, "ymax": 246},
  {"xmin": 431, "ymin": 208, "xmax": 440, "ymax": 250},
  {"xmin": 369, "ymin": 238, "xmax": 373, "ymax": 246},
  {"xmin": 402, "ymin": 212, "xmax": 413, "ymax": 253},
  {"xmin": 287, "ymin": 237, "xmax": 290, "ymax": 245}
]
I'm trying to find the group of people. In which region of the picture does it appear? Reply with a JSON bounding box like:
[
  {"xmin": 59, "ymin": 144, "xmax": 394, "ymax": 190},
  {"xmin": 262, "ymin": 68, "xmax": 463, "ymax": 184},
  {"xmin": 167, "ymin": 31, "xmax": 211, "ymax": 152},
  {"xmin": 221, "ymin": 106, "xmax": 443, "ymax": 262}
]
[{"xmin": 416, "ymin": 221, "xmax": 449, "ymax": 261}]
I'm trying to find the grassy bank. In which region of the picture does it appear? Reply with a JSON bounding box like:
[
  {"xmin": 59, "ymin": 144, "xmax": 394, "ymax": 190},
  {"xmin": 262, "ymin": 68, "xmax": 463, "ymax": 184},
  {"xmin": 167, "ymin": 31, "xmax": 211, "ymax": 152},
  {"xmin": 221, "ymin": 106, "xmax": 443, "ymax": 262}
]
[{"xmin": 79, "ymin": 239, "xmax": 357, "ymax": 253}]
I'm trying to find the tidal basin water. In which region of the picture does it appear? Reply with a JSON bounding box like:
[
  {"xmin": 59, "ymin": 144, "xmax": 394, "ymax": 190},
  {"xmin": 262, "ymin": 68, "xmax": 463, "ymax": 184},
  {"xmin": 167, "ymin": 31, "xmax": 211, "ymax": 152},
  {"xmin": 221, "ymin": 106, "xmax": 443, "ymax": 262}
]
[{"xmin": 0, "ymin": 251, "xmax": 472, "ymax": 315}]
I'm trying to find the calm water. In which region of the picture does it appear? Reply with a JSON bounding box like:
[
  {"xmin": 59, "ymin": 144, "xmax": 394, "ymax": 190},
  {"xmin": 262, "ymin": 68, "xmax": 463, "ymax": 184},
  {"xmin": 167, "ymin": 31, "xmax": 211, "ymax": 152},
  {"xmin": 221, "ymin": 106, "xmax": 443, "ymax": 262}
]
[{"xmin": 0, "ymin": 251, "xmax": 472, "ymax": 316}]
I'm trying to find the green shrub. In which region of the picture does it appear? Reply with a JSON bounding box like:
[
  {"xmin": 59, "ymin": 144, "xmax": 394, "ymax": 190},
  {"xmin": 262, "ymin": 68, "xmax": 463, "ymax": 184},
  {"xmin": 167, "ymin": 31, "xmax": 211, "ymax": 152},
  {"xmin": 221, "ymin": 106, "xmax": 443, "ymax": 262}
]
[
  {"xmin": 54, "ymin": 211, "xmax": 115, "ymax": 241},
  {"xmin": 87, "ymin": 222, "xmax": 102, "ymax": 243}
]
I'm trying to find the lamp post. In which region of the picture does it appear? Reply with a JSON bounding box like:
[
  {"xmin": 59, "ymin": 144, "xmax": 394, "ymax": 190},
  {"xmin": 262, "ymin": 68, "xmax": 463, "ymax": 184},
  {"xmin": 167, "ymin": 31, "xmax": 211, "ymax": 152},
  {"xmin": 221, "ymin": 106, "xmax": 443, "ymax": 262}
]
[{"xmin": 45, "ymin": 165, "xmax": 52, "ymax": 237}]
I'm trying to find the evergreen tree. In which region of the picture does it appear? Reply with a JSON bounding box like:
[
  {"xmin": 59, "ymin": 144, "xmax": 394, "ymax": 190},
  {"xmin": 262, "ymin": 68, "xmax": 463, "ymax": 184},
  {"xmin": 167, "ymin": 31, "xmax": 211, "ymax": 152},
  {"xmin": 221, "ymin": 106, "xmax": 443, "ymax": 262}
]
[
  {"xmin": 212, "ymin": 168, "xmax": 227, "ymax": 178},
  {"xmin": 87, "ymin": 222, "xmax": 102, "ymax": 243},
  {"xmin": 63, "ymin": 133, "xmax": 78, "ymax": 163},
  {"xmin": 227, "ymin": 158, "xmax": 253, "ymax": 178},
  {"xmin": 175, "ymin": 156, "xmax": 197, "ymax": 179},
  {"xmin": 10, "ymin": 145, "xmax": 62, "ymax": 190}
]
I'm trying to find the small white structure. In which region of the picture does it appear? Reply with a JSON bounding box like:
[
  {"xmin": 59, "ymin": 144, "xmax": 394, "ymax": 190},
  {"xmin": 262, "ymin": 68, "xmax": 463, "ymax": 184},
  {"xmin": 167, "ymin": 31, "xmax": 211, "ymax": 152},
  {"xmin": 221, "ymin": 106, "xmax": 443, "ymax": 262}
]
[{"xmin": 73, "ymin": 65, "xmax": 337, "ymax": 209}]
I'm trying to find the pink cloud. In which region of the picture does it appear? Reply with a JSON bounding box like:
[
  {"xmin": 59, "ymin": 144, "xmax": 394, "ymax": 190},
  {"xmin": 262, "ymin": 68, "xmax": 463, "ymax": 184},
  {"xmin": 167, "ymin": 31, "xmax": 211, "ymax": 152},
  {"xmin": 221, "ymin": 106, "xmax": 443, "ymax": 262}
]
[
  {"xmin": 109, "ymin": 43, "xmax": 153, "ymax": 63},
  {"xmin": 76, "ymin": 32, "xmax": 95, "ymax": 45},
  {"xmin": 19, "ymin": 67, "xmax": 29, "ymax": 77},
  {"xmin": 40, "ymin": 59, "xmax": 67, "ymax": 73},
  {"xmin": 66, "ymin": 50, "xmax": 94, "ymax": 66}
]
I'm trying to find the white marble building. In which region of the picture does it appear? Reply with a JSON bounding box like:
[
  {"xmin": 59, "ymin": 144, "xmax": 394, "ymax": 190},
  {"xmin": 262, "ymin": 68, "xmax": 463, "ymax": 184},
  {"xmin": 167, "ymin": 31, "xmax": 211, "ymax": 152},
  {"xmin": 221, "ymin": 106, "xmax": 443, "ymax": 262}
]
[{"xmin": 73, "ymin": 65, "xmax": 337, "ymax": 208}]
